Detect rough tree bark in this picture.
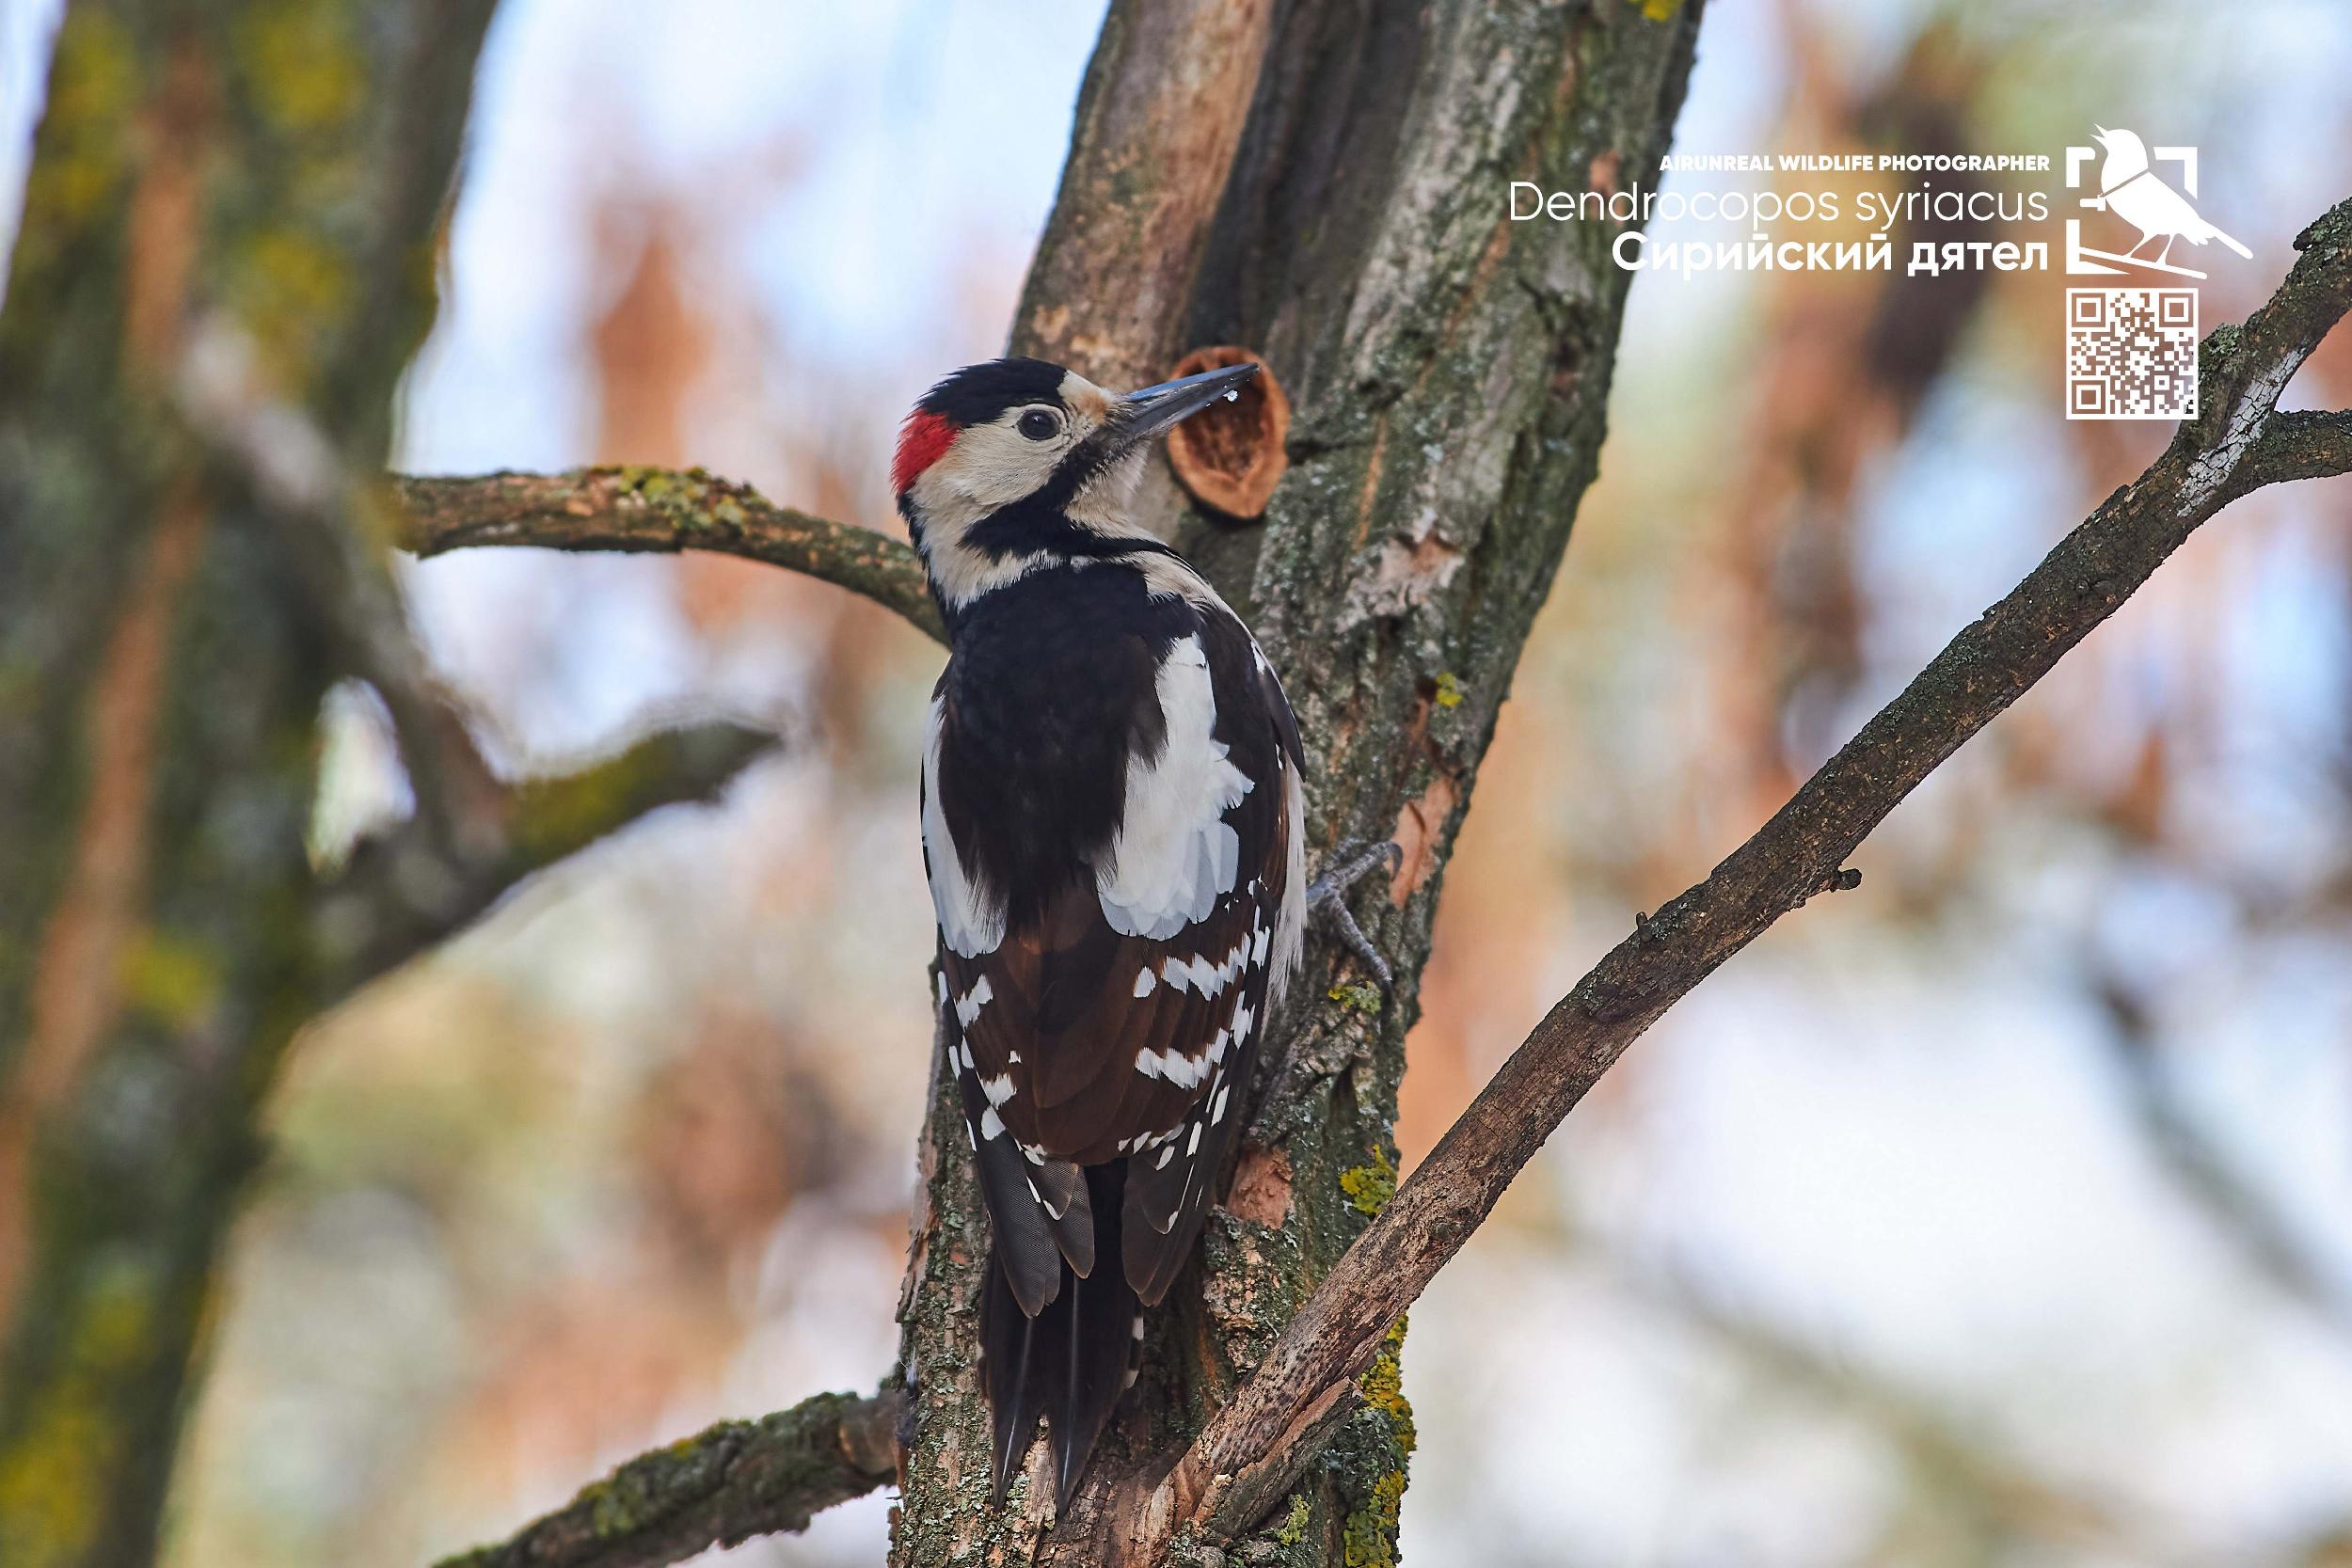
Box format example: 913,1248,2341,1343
0,8,767,1566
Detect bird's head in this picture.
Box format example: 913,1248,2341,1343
893,356,1259,610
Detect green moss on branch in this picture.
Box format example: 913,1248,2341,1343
394,468,944,645
436,1390,901,1568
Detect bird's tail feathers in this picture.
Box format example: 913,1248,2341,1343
981,1164,1141,1511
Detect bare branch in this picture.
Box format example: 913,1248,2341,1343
2231,405,2352,493
1102,198,2352,1563
395,467,945,645
314,719,777,986
433,1389,901,1568
1630,1263,2146,1556
178,336,783,980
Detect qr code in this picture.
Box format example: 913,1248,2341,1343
2065,288,2197,420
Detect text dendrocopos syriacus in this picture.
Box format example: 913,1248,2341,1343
896,356,1308,1509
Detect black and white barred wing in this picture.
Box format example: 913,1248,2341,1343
926,626,1302,1308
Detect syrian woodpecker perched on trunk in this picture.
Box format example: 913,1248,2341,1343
897,356,1311,1510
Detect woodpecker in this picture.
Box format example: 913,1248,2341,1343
898,356,1307,1509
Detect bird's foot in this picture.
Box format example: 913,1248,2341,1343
1307,838,1403,1005
1250,840,1404,1132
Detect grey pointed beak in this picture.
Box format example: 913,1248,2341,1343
1106,361,1260,454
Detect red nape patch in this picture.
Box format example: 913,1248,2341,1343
892,410,957,494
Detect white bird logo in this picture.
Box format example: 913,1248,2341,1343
2081,126,2251,269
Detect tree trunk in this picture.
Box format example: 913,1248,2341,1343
890,2,1703,1562
0,6,493,1564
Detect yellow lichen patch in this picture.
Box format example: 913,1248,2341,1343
0,1274,157,1568
1358,1314,1416,1454
237,0,365,132
235,225,350,381
1432,671,1466,709
1343,1469,1408,1568
14,11,139,252
1343,1317,1415,1568
1338,1146,1396,1218
1271,1493,1311,1546
1327,981,1381,1015
120,927,223,1031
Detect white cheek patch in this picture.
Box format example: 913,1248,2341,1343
918,420,1068,515
922,696,1004,957
1098,636,1254,939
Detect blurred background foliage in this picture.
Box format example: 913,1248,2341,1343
4,1,2351,1564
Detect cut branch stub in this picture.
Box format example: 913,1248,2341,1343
1163,345,1290,518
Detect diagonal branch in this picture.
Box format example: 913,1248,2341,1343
395,467,945,644
182,318,513,868
1108,195,2352,1562
2231,405,2352,492
433,1389,902,1568
314,717,778,986
2093,962,2352,1341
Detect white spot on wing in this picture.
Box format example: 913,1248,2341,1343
1135,1045,1213,1088
954,974,994,1028
1134,966,1156,998
979,1105,1005,1140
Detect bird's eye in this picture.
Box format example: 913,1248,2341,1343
1016,408,1061,441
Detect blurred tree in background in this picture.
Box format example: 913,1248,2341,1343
0,4,765,1563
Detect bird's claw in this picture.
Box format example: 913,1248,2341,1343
1307,838,1403,1006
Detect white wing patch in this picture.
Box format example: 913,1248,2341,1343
1267,753,1308,1009
922,694,1005,958
1097,635,1255,940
